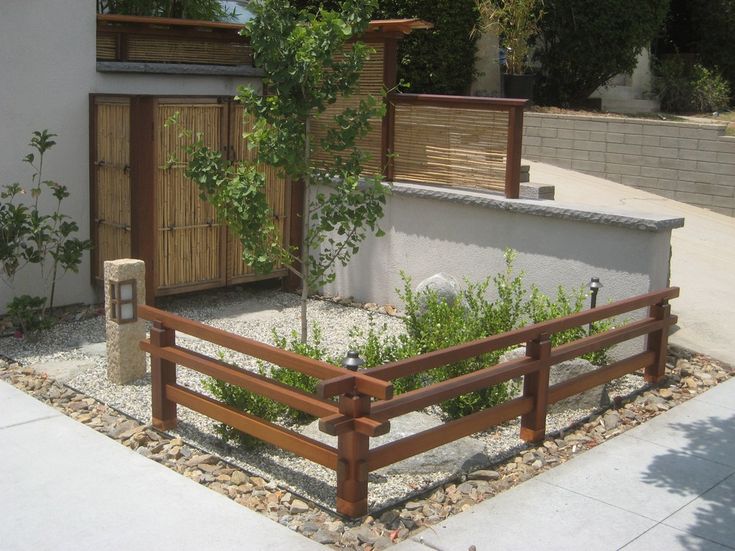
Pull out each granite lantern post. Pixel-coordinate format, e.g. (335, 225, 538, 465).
(104, 259, 146, 384)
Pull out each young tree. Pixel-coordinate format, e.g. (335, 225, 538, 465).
(185, 0, 388, 342)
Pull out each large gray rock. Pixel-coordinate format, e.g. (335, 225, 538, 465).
(501, 347, 610, 411)
(30, 360, 94, 384)
(301, 411, 487, 475)
(415, 273, 461, 308)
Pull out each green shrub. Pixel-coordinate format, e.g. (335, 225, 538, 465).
(527, 285, 613, 366)
(534, 0, 670, 106)
(206, 250, 619, 441)
(96, 0, 237, 20)
(6, 295, 51, 336)
(655, 57, 732, 112)
(690, 0, 735, 102)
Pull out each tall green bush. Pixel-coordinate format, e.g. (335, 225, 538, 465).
(96, 0, 236, 20)
(534, 0, 670, 106)
(690, 0, 735, 101)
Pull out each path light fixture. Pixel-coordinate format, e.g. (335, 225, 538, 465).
(588, 277, 603, 334)
(109, 279, 137, 323)
(589, 277, 603, 309)
(342, 351, 365, 372)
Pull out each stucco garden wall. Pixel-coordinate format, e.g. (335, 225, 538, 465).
(523, 113, 735, 217)
(0, 0, 259, 314)
(321, 183, 682, 313)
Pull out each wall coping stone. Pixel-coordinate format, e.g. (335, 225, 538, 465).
(390, 181, 685, 232)
(97, 61, 264, 77)
(526, 111, 728, 132)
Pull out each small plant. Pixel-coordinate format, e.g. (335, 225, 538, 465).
(6, 295, 51, 336)
(0, 130, 92, 331)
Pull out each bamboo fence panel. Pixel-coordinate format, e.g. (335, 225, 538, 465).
(94, 100, 131, 278)
(393, 104, 509, 192)
(125, 35, 252, 65)
(96, 34, 117, 60)
(156, 104, 223, 289)
(228, 104, 289, 280)
(310, 43, 385, 177)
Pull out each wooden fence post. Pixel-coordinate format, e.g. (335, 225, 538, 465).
(504, 104, 524, 199)
(520, 333, 552, 443)
(150, 320, 177, 430)
(336, 391, 371, 518)
(644, 301, 671, 384)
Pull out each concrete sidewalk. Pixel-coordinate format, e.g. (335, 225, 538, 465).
(527, 160, 735, 367)
(395, 376, 735, 551)
(0, 380, 322, 551)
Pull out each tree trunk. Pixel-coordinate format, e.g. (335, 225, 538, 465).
(300, 116, 311, 344)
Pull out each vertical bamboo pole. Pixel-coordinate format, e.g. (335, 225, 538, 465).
(520, 333, 552, 443)
(644, 301, 672, 384)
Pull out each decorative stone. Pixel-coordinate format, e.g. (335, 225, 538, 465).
(104, 259, 146, 384)
(501, 347, 610, 411)
(290, 499, 310, 514)
(29, 360, 93, 384)
(304, 411, 487, 475)
(415, 273, 461, 308)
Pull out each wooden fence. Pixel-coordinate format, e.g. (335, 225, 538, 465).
(139, 286, 678, 518)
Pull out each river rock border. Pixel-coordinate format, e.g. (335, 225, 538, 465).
(0, 346, 731, 550)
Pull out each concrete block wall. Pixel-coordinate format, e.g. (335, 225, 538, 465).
(523, 113, 735, 217)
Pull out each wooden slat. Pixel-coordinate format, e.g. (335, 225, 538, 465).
(371, 356, 535, 420)
(548, 351, 656, 405)
(166, 384, 338, 470)
(138, 305, 392, 399)
(368, 397, 533, 471)
(140, 340, 338, 418)
(365, 287, 680, 382)
(550, 317, 674, 365)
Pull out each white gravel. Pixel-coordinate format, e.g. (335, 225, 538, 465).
(0, 286, 647, 511)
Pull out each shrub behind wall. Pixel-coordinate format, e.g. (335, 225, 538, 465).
(534, 0, 670, 106)
(295, 0, 479, 95)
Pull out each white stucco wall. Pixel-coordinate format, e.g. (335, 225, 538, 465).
(320, 184, 678, 310)
(0, 0, 257, 314)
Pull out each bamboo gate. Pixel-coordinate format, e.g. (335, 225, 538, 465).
(140, 286, 679, 518)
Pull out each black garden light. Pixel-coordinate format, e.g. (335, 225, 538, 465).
(589, 277, 603, 309)
(342, 351, 365, 372)
(588, 277, 603, 334)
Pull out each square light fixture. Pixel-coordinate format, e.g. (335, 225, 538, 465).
(110, 279, 137, 323)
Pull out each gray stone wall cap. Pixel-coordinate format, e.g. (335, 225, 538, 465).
(97, 61, 264, 77)
(388, 181, 685, 232)
(526, 111, 728, 131)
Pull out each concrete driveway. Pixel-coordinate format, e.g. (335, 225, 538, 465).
(527, 160, 735, 367)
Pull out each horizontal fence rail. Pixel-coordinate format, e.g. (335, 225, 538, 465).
(139, 286, 678, 518)
(388, 93, 527, 198)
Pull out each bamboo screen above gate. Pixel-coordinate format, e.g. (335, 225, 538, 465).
(93, 98, 131, 279)
(310, 42, 386, 177)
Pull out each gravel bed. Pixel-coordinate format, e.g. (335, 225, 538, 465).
(0, 286, 647, 511)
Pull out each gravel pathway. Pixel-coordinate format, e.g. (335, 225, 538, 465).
(0, 286, 648, 511)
